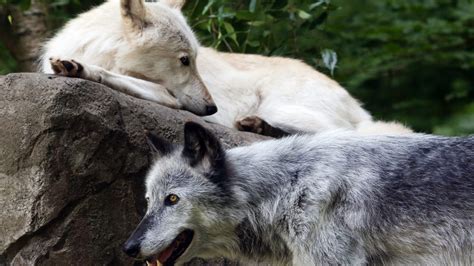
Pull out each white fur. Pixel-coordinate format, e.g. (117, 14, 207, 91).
(40, 0, 412, 134)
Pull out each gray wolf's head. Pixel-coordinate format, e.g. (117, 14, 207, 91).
(123, 122, 232, 265)
(119, 0, 216, 116)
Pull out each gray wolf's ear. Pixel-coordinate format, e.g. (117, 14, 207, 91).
(161, 0, 186, 10)
(121, 0, 147, 29)
(146, 131, 175, 156)
(182, 122, 224, 170)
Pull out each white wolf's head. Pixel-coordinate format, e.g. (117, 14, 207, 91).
(123, 122, 232, 265)
(118, 0, 217, 116)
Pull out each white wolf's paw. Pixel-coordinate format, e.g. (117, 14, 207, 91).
(236, 116, 289, 138)
(49, 57, 84, 78)
(237, 116, 265, 134)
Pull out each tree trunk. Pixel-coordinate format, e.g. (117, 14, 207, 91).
(0, 0, 49, 72)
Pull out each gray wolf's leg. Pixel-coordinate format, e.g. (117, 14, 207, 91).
(49, 58, 180, 109)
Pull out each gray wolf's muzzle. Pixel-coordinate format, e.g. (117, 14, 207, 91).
(123, 214, 195, 265)
(123, 215, 154, 258)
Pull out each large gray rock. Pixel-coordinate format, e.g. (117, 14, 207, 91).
(0, 73, 266, 265)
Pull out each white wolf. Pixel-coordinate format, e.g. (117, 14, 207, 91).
(40, 0, 412, 136)
(123, 122, 473, 265)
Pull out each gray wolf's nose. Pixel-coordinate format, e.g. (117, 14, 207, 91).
(123, 240, 140, 258)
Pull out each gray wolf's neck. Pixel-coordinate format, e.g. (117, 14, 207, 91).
(216, 138, 318, 263)
(227, 139, 307, 212)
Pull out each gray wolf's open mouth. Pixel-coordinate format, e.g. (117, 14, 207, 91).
(145, 229, 194, 266)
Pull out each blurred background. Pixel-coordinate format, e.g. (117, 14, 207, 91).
(0, 0, 473, 135)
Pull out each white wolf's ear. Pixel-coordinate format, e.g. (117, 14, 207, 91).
(121, 0, 147, 29)
(146, 130, 175, 157)
(182, 122, 225, 171)
(161, 0, 186, 10)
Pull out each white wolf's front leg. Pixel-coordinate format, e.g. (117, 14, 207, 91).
(49, 58, 180, 109)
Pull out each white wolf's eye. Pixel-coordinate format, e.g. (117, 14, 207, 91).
(180, 56, 190, 66)
(145, 196, 150, 202)
(165, 194, 180, 206)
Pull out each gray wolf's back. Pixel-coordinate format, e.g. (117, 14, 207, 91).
(340, 135, 474, 263)
(233, 133, 474, 263)
(374, 135, 474, 216)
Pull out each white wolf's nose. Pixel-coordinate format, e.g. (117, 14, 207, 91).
(206, 105, 218, 115)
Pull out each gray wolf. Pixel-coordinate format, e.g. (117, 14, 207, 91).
(40, 0, 412, 136)
(123, 122, 473, 265)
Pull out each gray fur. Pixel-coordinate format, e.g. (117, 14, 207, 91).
(125, 124, 474, 265)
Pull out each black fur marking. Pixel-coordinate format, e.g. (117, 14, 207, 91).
(290, 169, 300, 186)
(326, 180, 348, 214)
(183, 123, 226, 176)
(205, 154, 231, 197)
(183, 122, 215, 166)
(297, 189, 308, 209)
(75, 61, 84, 74)
(373, 137, 474, 226)
(261, 121, 290, 138)
(182, 122, 232, 200)
(235, 218, 292, 263)
(61, 60, 74, 72)
(367, 251, 393, 265)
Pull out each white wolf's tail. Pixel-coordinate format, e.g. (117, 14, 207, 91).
(356, 120, 414, 135)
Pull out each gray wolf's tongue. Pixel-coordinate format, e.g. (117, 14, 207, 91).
(158, 243, 176, 264)
(146, 261, 158, 266)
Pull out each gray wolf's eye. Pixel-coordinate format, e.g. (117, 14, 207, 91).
(180, 56, 190, 66)
(165, 194, 180, 206)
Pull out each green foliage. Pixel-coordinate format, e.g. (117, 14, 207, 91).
(44, 0, 103, 27)
(184, 0, 337, 72)
(325, 0, 474, 134)
(434, 103, 474, 136)
(0, 0, 32, 10)
(0, 0, 102, 26)
(0, 41, 16, 75)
